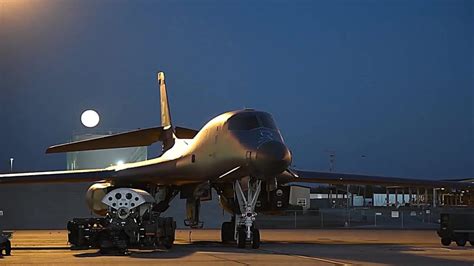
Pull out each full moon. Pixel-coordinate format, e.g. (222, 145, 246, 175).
(81, 110, 100, 128)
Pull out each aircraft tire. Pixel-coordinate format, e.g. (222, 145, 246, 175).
(163, 237, 173, 249)
(5, 241, 11, 256)
(221, 222, 233, 243)
(441, 238, 451, 246)
(251, 228, 260, 249)
(237, 227, 246, 249)
(455, 238, 466, 247)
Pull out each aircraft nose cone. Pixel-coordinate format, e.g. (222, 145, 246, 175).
(254, 141, 292, 176)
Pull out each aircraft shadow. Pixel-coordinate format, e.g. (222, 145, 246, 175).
(73, 240, 473, 265)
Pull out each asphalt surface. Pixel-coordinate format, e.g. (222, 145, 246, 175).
(0, 229, 473, 265)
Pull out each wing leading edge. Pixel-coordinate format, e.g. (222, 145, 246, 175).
(0, 169, 115, 184)
(46, 127, 165, 153)
(280, 169, 473, 189)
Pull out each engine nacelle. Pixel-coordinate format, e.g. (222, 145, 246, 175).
(85, 182, 113, 216)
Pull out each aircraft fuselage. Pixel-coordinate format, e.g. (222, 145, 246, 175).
(112, 109, 291, 186)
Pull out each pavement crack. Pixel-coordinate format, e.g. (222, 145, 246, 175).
(202, 252, 250, 265)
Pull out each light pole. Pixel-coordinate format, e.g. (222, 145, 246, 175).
(10, 158, 14, 172)
(324, 150, 336, 172)
(360, 155, 367, 206)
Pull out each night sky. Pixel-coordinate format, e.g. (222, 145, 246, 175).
(1, 0, 473, 179)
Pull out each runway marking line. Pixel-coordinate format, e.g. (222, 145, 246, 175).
(258, 248, 351, 266)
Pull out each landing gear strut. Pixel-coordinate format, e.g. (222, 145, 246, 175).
(234, 179, 262, 249)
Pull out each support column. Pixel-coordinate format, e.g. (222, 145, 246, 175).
(329, 189, 332, 208)
(395, 188, 398, 206)
(346, 185, 349, 207)
(386, 188, 390, 206)
(408, 188, 412, 206)
(401, 188, 405, 206)
(424, 188, 428, 206)
(433, 188, 436, 208)
(363, 186, 367, 207)
(416, 188, 420, 206)
(349, 185, 354, 207)
(438, 189, 442, 206)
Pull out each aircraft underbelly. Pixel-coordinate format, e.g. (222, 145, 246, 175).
(112, 157, 212, 186)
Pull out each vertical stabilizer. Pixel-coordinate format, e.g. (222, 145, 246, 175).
(157, 71, 175, 151)
(158, 71, 172, 128)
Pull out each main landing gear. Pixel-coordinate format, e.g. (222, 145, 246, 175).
(223, 178, 261, 249)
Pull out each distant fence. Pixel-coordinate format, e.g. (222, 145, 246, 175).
(257, 207, 460, 229)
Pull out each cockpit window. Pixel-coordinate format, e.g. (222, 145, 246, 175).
(258, 113, 277, 129)
(228, 112, 278, 131)
(228, 113, 260, 130)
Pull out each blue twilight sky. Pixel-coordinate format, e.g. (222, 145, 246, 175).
(0, 0, 472, 179)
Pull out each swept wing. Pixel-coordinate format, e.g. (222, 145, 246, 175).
(280, 168, 473, 189)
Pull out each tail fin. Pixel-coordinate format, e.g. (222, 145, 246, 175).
(157, 71, 175, 151)
(158, 71, 172, 129)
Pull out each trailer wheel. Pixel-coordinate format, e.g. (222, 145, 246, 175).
(441, 238, 451, 246)
(455, 238, 466, 247)
(163, 237, 173, 249)
(4, 241, 11, 256)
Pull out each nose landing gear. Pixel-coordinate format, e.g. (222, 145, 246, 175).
(233, 179, 262, 249)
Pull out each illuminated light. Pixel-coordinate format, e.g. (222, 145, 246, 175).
(158, 72, 165, 80)
(116, 160, 124, 166)
(219, 166, 241, 179)
(81, 110, 100, 128)
(276, 189, 283, 197)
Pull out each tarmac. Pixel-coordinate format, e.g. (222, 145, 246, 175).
(0, 229, 473, 265)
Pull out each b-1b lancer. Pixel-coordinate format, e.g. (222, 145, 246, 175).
(0, 72, 472, 251)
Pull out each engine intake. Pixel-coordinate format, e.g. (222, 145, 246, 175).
(101, 188, 155, 220)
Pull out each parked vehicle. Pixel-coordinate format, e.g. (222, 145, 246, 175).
(437, 212, 474, 246)
(0, 231, 11, 256)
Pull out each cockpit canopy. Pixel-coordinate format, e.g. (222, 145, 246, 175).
(227, 112, 277, 131)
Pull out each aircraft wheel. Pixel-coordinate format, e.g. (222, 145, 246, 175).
(5, 241, 11, 256)
(163, 237, 173, 249)
(455, 238, 466, 247)
(98, 231, 114, 253)
(221, 222, 234, 243)
(237, 227, 246, 249)
(251, 228, 260, 249)
(441, 238, 451, 246)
